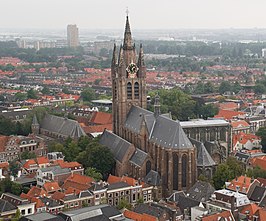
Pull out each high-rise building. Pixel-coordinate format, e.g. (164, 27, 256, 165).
(67, 24, 79, 48)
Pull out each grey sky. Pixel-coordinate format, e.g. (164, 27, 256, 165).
(1, 0, 266, 29)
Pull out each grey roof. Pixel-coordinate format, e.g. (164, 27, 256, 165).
(125, 106, 153, 133)
(259, 193, 266, 207)
(40, 197, 63, 209)
(0, 199, 17, 213)
(63, 194, 78, 201)
(40, 165, 71, 176)
(107, 182, 130, 190)
(177, 195, 200, 213)
(59, 204, 121, 221)
(20, 212, 64, 221)
(249, 186, 266, 202)
(134, 203, 163, 218)
(32, 114, 39, 125)
(40, 114, 86, 139)
(187, 181, 215, 202)
(167, 191, 186, 203)
(190, 138, 216, 167)
(150, 116, 193, 149)
(144, 170, 161, 186)
(125, 105, 193, 150)
(130, 148, 148, 167)
(89, 183, 107, 192)
(180, 119, 229, 128)
(79, 190, 93, 198)
(100, 130, 132, 163)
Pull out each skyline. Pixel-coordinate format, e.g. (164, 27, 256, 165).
(1, 0, 266, 30)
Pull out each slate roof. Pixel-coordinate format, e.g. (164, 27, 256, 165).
(187, 181, 215, 202)
(20, 212, 64, 221)
(125, 106, 193, 149)
(107, 181, 130, 190)
(144, 170, 161, 186)
(190, 138, 216, 167)
(0, 199, 17, 214)
(130, 148, 148, 167)
(40, 197, 63, 209)
(167, 191, 186, 203)
(40, 165, 71, 176)
(59, 204, 121, 221)
(40, 114, 86, 138)
(134, 203, 163, 218)
(100, 130, 132, 163)
(177, 195, 200, 213)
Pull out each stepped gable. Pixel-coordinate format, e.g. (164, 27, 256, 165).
(40, 114, 86, 138)
(190, 138, 216, 167)
(100, 130, 132, 163)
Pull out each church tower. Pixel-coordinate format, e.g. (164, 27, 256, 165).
(112, 16, 147, 136)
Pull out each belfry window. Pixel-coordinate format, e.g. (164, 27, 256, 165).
(134, 82, 139, 99)
(127, 82, 132, 99)
(114, 82, 117, 99)
(182, 155, 187, 187)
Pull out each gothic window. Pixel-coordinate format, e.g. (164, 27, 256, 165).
(146, 160, 151, 175)
(182, 155, 187, 188)
(173, 154, 179, 190)
(127, 82, 132, 99)
(134, 82, 139, 99)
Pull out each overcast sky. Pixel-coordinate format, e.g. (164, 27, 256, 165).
(1, 0, 266, 29)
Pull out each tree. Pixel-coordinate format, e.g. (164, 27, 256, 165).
(13, 209, 21, 221)
(247, 166, 266, 179)
(14, 92, 27, 101)
(219, 81, 232, 94)
(256, 127, 266, 152)
(27, 88, 38, 99)
(20, 151, 36, 160)
(62, 87, 71, 94)
(0, 178, 22, 196)
(117, 198, 131, 210)
(254, 83, 266, 95)
(9, 161, 20, 177)
(81, 87, 96, 102)
(41, 86, 50, 95)
(85, 167, 103, 181)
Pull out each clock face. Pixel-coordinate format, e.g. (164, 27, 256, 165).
(126, 63, 138, 78)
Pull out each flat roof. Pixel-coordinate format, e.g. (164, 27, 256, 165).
(180, 119, 229, 128)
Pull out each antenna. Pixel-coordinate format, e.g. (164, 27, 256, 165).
(126, 7, 129, 16)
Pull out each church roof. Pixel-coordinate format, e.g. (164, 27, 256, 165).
(144, 170, 161, 186)
(190, 138, 216, 167)
(125, 105, 193, 150)
(100, 130, 132, 163)
(40, 114, 86, 139)
(130, 148, 148, 167)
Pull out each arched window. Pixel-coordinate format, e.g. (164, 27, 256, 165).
(134, 82, 139, 99)
(114, 82, 117, 99)
(146, 160, 151, 175)
(127, 82, 132, 99)
(173, 154, 179, 190)
(182, 155, 187, 188)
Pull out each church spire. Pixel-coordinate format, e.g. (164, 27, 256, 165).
(138, 44, 145, 67)
(154, 93, 161, 118)
(112, 43, 117, 66)
(123, 16, 133, 50)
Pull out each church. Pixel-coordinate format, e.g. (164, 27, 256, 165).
(100, 16, 215, 197)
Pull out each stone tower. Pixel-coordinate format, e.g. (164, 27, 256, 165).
(112, 16, 147, 136)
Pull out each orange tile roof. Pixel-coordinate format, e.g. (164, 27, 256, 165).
(27, 186, 47, 198)
(240, 203, 259, 217)
(64, 187, 81, 195)
(23, 159, 38, 169)
(65, 174, 94, 185)
(256, 208, 266, 220)
(90, 112, 112, 125)
(250, 157, 266, 170)
(31, 197, 45, 208)
(227, 175, 252, 193)
(57, 161, 82, 169)
(83, 124, 112, 134)
(0, 136, 9, 152)
(124, 210, 157, 221)
(36, 156, 49, 165)
(232, 132, 260, 147)
(62, 180, 90, 191)
(107, 174, 139, 186)
(43, 182, 61, 193)
(214, 109, 245, 120)
(0, 162, 9, 169)
(231, 120, 250, 129)
(202, 210, 235, 221)
(257, 177, 266, 186)
(51, 191, 65, 201)
(107, 175, 122, 184)
(219, 102, 239, 111)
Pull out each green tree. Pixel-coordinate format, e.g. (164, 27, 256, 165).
(247, 166, 266, 179)
(41, 86, 50, 95)
(81, 87, 96, 102)
(254, 83, 266, 95)
(13, 209, 21, 221)
(256, 127, 266, 152)
(20, 151, 36, 160)
(117, 198, 131, 210)
(14, 92, 27, 101)
(85, 167, 103, 181)
(219, 81, 232, 94)
(27, 88, 38, 99)
(0, 178, 22, 196)
(9, 161, 20, 177)
(62, 87, 71, 94)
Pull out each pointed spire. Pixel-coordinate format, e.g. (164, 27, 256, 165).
(123, 16, 133, 50)
(32, 114, 39, 125)
(118, 45, 124, 66)
(138, 44, 145, 67)
(154, 93, 161, 118)
(112, 43, 117, 66)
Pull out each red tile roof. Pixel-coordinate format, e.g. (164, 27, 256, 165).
(240, 203, 260, 217)
(124, 210, 157, 221)
(233, 132, 261, 147)
(57, 161, 82, 169)
(26, 186, 47, 198)
(51, 191, 65, 201)
(214, 109, 245, 120)
(64, 187, 81, 195)
(82, 124, 112, 134)
(62, 180, 90, 191)
(250, 156, 266, 170)
(231, 120, 250, 129)
(0, 136, 9, 152)
(23, 159, 38, 169)
(62, 174, 94, 191)
(90, 112, 112, 125)
(227, 175, 252, 193)
(107, 174, 139, 186)
(0, 162, 9, 169)
(43, 182, 61, 193)
(219, 102, 239, 111)
(202, 210, 235, 221)
(36, 156, 49, 165)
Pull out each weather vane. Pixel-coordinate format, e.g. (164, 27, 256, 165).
(126, 7, 129, 16)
